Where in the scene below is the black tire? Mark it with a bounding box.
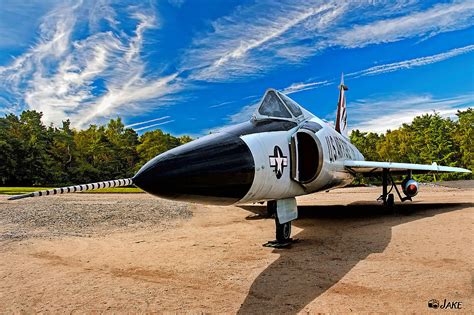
[276,218,291,243]
[387,193,395,208]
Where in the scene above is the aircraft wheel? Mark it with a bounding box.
[276,218,292,243]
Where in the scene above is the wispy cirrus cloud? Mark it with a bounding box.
[132,119,175,131]
[124,116,171,128]
[280,80,330,94]
[349,94,474,133]
[335,1,474,48]
[228,102,259,125]
[2,0,474,133]
[281,44,474,95]
[182,1,348,81]
[348,44,474,78]
[0,0,183,128]
[224,40,474,132]
[183,0,474,82]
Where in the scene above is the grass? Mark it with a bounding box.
[0,186,143,195]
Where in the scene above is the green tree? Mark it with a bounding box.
[179,135,193,145]
[136,130,182,170]
[0,114,22,185]
[349,130,382,161]
[104,118,139,179]
[1,108,470,187]
[452,109,473,176]
[12,111,54,185]
[0,110,194,186]
[352,110,472,181]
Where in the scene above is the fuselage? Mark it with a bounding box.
[132,96,364,205]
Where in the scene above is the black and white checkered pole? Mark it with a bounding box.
[8,178,134,200]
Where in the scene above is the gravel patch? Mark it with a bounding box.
[434,180,474,189]
[0,194,192,241]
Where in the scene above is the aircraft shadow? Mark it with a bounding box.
[237,201,471,314]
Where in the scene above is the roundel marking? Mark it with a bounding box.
[269,145,288,179]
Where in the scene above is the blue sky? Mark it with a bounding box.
[0,0,473,136]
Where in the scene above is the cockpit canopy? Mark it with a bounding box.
[253,89,305,122]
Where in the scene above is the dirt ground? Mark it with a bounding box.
[1,185,473,313]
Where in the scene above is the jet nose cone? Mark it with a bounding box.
[133,133,255,205]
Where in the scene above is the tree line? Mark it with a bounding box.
[0,111,191,186]
[0,109,472,186]
[350,108,472,181]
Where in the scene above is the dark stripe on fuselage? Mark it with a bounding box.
[222,119,297,136]
[300,121,323,133]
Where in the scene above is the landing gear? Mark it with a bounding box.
[263,200,297,248]
[378,169,394,207]
[263,217,294,248]
[266,200,276,218]
[276,217,292,243]
[386,193,395,208]
[377,169,412,211]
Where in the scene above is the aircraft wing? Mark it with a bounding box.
[343,160,471,175]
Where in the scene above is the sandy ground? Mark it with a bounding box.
[0,185,473,313]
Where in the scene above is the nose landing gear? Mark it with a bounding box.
[276,217,292,243]
[263,200,298,248]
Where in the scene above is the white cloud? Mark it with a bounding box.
[88,0,118,32]
[226,40,474,129]
[182,0,474,82]
[280,80,330,94]
[348,94,474,133]
[0,1,182,128]
[211,5,332,68]
[228,102,259,124]
[218,39,474,133]
[348,44,474,77]
[2,0,474,132]
[125,116,171,128]
[335,1,474,48]
[132,120,175,131]
[208,101,235,108]
[76,73,180,127]
[182,1,347,81]
[281,44,474,95]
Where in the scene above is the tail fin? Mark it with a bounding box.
[335,73,348,137]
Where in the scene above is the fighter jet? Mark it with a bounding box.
[9,74,471,247]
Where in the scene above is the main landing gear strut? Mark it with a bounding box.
[377,168,412,208]
[378,169,394,207]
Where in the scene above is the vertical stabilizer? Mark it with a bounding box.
[335,73,349,137]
